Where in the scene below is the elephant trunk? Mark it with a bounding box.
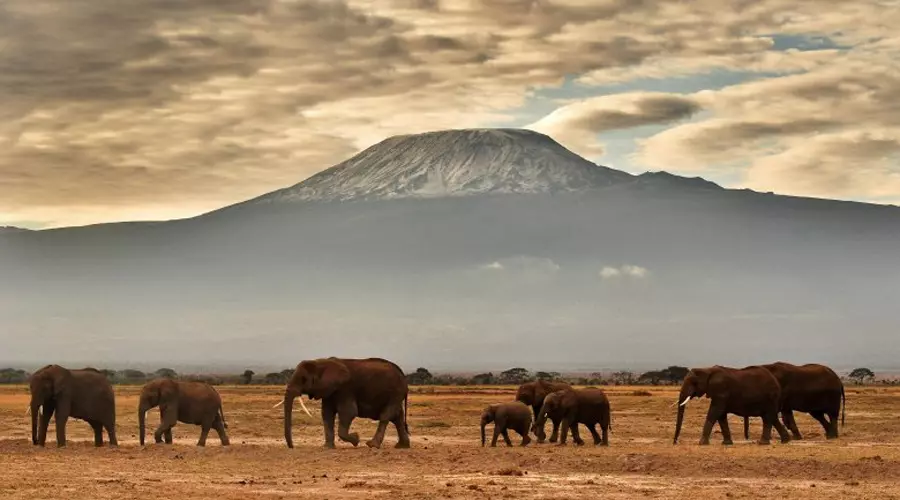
[139,405,147,446]
[673,385,691,444]
[743,416,750,440]
[533,402,549,440]
[30,401,39,445]
[283,394,295,449]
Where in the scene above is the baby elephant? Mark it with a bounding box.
[534,388,611,446]
[481,401,533,447]
[138,378,230,446]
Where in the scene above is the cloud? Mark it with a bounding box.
[2,0,899,226]
[478,256,561,278]
[600,264,650,280]
[527,92,702,157]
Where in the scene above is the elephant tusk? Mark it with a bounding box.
[679,396,693,407]
[38,405,43,417]
[272,400,284,409]
[297,396,313,418]
[25,406,30,416]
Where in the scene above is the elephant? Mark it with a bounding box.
[278,357,410,449]
[674,365,791,446]
[480,401,532,447]
[138,378,230,447]
[533,388,611,446]
[515,380,571,443]
[28,364,117,447]
[742,362,845,440]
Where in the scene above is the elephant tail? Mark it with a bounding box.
[404,395,410,435]
[219,406,228,429]
[841,383,845,428]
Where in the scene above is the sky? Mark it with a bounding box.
[1,0,899,229]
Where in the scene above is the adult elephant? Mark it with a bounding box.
[138,378,230,447]
[278,357,410,449]
[674,365,790,446]
[533,388,611,446]
[742,362,845,440]
[28,364,118,447]
[515,380,571,443]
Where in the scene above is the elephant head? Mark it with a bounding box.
[28,365,69,445]
[480,404,499,447]
[532,389,570,435]
[673,367,717,444]
[279,358,348,449]
[139,378,179,446]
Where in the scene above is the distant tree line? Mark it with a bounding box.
[0,366,892,386]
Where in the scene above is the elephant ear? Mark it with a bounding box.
[559,389,579,412]
[691,368,714,394]
[516,383,535,404]
[50,366,71,397]
[159,379,178,404]
[313,360,351,399]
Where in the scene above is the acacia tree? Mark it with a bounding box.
[242,370,255,384]
[849,367,875,385]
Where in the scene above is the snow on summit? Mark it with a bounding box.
[254,129,632,204]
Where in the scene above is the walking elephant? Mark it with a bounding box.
[28,364,118,447]
[138,378,230,446]
[278,357,410,449]
[481,401,532,447]
[742,362,845,440]
[674,365,790,446]
[515,380,571,443]
[533,388,610,446]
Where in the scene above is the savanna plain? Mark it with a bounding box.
[1,384,899,499]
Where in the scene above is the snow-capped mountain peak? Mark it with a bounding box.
[252,128,633,204]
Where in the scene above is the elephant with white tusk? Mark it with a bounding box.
[673,365,791,446]
[28,364,118,448]
[282,357,410,450]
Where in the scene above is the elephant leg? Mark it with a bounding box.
[588,423,602,445]
[532,406,545,443]
[366,420,390,449]
[54,401,71,448]
[197,424,211,447]
[105,418,118,447]
[601,421,609,446]
[336,400,360,447]
[501,428,514,447]
[518,426,531,447]
[570,422,585,446]
[825,410,840,439]
[557,419,570,446]
[810,411,832,438]
[717,416,733,445]
[90,420,104,447]
[155,406,177,444]
[322,403,337,449]
[700,404,723,446]
[491,425,500,447]
[783,410,803,440]
[37,402,55,447]
[213,415,230,446]
[548,418,561,443]
[391,413,411,449]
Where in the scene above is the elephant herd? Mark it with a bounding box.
[25,359,845,450]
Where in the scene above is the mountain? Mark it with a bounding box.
[239,129,633,205]
[2,128,900,371]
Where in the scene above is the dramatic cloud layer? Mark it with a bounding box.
[1,0,898,226]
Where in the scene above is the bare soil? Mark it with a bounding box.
[1,384,899,499]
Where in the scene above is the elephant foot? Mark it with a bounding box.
[757,439,771,445]
[521,436,532,447]
[574,440,585,447]
[556,442,567,447]
[780,436,791,444]
[698,440,710,446]
[365,439,382,449]
[395,441,411,449]
[826,434,838,440]
[323,442,337,449]
[596,441,609,447]
[792,434,803,440]
[536,438,546,444]
[722,439,734,446]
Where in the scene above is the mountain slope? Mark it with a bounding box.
[243,128,633,205]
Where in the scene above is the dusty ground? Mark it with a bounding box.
[1,384,899,499]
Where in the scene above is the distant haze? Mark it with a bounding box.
[2,130,899,373]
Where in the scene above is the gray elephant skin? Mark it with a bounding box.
[481,401,532,447]
[281,357,410,449]
[515,380,571,443]
[29,364,118,447]
[675,365,791,445]
[139,378,230,446]
[534,387,611,446]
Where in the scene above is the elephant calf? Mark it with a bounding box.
[481,402,532,447]
[534,388,611,446]
[139,378,230,447]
